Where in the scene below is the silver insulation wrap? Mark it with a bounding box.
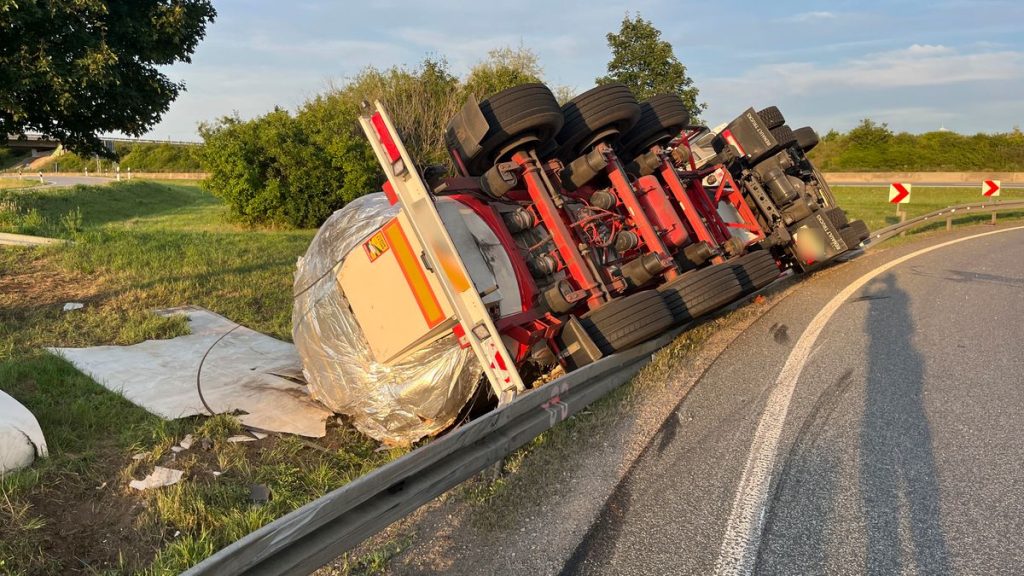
[292,194,482,445]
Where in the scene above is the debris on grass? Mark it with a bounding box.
[62,302,84,312]
[179,434,194,450]
[227,435,257,443]
[129,466,184,491]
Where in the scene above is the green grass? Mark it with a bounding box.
[832,185,1024,233]
[0,177,41,190]
[0,181,408,575]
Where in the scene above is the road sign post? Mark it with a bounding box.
[889,182,911,216]
[983,180,1001,224]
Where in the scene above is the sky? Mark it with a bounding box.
[146,0,1024,141]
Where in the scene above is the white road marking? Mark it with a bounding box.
[714,225,1024,576]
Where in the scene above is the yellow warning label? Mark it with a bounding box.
[364,231,389,262]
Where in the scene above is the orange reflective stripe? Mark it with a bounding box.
[383,220,446,327]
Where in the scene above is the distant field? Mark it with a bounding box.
[833,185,1024,234]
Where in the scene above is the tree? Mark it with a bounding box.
[462,46,544,100]
[597,14,704,119]
[0,0,216,156]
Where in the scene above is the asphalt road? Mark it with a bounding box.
[4,174,115,188]
[42,175,115,188]
[562,225,1024,575]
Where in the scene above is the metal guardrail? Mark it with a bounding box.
[864,199,1024,246]
[182,322,692,576]
[184,199,1024,576]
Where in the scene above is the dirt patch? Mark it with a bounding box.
[20,470,161,573]
[0,253,104,314]
[1,431,165,574]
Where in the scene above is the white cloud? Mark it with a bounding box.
[706,44,1024,96]
[781,11,839,22]
[697,44,1024,133]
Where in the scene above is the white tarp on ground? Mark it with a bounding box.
[48,306,332,438]
[0,390,47,473]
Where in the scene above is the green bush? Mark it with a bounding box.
[198,48,545,228]
[196,107,374,228]
[45,142,203,173]
[809,120,1024,171]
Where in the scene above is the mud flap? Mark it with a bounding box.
[557,316,604,371]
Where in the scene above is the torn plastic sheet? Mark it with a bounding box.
[0,390,47,474]
[129,466,184,490]
[49,307,332,438]
[292,193,482,446]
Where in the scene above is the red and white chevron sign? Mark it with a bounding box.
[983,180,1001,197]
[889,182,911,204]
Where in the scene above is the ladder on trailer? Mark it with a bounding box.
[357,101,526,404]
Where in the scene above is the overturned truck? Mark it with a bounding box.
[292,84,870,444]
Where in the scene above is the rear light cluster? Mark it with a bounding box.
[370,112,406,176]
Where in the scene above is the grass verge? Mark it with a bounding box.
[0,181,407,574]
[0,177,42,190]
[832,185,1024,234]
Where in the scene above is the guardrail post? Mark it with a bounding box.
[946,216,952,231]
[899,211,907,237]
[991,212,997,225]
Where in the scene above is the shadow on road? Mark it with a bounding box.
[859,273,951,574]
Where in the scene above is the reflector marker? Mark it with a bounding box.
[383,219,445,328]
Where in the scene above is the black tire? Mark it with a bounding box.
[617,93,691,160]
[793,126,819,153]
[447,83,564,176]
[555,83,641,161]
[840,219,870,249]
[657,262,744,325]
[579,290,673,354]
[824,207,848,229]
[770,125,797,150]
[757,106,786,130]
[730,250,780,294]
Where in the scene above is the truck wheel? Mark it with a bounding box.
[658,262,744,325]
[793,126,819,152]
[770,125,797,150]
[840,219,870,249]
[448,83,564,176]
[757,106,786,130]
[617,93,691,161]
[731,249,780,293]
[825,207,848,229]
[579,290,674,354]
[555,83,641,161]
